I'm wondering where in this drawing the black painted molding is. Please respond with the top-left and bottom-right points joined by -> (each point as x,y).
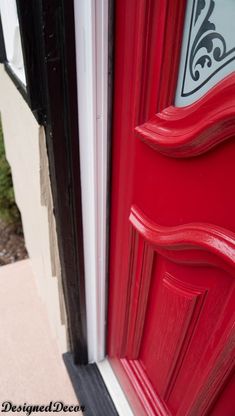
16,0 -> 47,123
16,0 -> 88,363
63,353 -> 119,416
42,0 -> 88,363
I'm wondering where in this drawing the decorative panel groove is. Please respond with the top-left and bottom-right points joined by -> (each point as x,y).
162,274 -> 208,400
120,224 -> 139,356
121,224 -> 155,359
179,321 -> 235,415
121,359 -> 172,416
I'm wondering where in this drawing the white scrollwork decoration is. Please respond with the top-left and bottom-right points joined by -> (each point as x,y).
182,0 -> 235,97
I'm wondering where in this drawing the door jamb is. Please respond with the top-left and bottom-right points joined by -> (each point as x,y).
74,0 -> 109,362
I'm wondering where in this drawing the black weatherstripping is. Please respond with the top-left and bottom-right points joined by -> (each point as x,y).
16,0 -> 88,363
63,353 -> 119,416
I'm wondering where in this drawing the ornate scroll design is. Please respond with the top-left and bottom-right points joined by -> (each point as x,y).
135,73 -> 235,158
130,205 -> 235,273
182,0 -> 235,97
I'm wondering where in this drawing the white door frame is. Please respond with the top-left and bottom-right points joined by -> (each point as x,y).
74,0 -> 108,363
73,3 -> 134,413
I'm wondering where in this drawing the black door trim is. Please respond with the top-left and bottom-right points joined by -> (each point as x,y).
16,0 -> 88,363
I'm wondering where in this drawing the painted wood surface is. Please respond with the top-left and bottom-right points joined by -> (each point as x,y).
108,0 -> 235,414
74,0 -> 109,363
135,74 -> 235,158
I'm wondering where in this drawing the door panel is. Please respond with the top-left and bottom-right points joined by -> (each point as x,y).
108,1 -> 235,414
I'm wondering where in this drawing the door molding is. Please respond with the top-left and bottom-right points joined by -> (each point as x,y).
136,73 -> 235,158
74,0 -> 110,362
109,0 -> 187,359
15,0 -> 88,363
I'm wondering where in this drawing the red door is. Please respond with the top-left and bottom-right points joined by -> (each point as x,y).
108,1 -> 235,415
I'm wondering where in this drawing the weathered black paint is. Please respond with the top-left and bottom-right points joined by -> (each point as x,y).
16,0 -> 47,122
16,0 -> 88,363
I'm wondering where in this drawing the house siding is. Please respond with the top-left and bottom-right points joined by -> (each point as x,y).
0,64 -> 67,352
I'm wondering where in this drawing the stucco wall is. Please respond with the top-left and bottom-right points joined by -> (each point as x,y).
0,64 -> 68,352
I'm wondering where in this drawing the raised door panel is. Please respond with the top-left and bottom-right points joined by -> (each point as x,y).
118,206 -> 235,415
140,270 -> 208,398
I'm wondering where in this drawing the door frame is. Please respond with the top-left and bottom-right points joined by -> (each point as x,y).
15,0 -> 88,364
73,0 -> 110,363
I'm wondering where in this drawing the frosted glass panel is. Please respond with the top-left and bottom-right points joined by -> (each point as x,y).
175,0 -> 235,107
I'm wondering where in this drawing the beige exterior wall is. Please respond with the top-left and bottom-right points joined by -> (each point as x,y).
0,65 -> 68,352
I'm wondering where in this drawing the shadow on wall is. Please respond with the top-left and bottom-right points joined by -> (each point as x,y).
0,116 -> 27,265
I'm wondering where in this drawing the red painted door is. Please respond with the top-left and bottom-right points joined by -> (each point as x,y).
108,1 -> 235,415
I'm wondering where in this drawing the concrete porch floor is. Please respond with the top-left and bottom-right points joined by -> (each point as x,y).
0,259 -> 81,414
